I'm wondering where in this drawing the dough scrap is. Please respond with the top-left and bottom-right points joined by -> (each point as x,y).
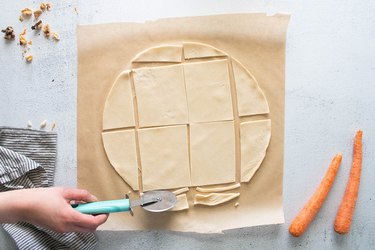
138,125 -> 191,191
170,194 -> 189,211
196,183 -> 240,193
183,42 -> 226,59
240,119 -> 271,182
190,121 -> 235,186
194,193 -> 240,206
133,64 -> 189,127
103,70 -> 135,129
173,187 -> 189,195
184,59 -> 233,123
133,45 -> 182,62
102,130 -> 138,190
232,58 -> 269,116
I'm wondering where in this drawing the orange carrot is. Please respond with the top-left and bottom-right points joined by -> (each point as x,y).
289,154 -> 342,237
334,130 -> 363,234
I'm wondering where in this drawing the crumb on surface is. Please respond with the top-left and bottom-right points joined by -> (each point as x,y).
25,54 -> 33,62
40,3 -> 46,11
52,32 -> 60,41
234,202 -> 239,207
21,8 -> 33,17
43,24 -> 50,37
34,9 -> 42,19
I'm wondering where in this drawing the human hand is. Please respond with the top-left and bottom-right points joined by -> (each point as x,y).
17,187 -> 109,233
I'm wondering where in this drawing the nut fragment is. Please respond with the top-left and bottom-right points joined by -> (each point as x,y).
19,15 -> 24,22
51,122 -> 56,131
52,32 -> 60,41
46,3 -> 52,10
34,10 -> 42,19
19,29 -> 27,45
27,120 -> 33,128
42,24 -> 50,37
234,202 -> 239,207
21,8 -> 33,17
40,3 -> 46,11
31,20 -> 43,30
1,26 -> 15,40
40,120 -> 47,129
25,55 -> 33,62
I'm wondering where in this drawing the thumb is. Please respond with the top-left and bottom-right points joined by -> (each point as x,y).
62,188 -> 98,202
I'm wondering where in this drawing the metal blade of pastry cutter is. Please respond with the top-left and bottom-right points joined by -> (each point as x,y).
132,190 -> 177,212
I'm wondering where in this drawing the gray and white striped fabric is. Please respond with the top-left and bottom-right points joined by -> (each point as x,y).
0,127 -> 97,250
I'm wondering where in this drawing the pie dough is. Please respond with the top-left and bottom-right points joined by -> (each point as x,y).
194,193 -> 240,206
232,58 -> 269,116
173,187 -> 189,195
102,43 -> 272,198
103,70 -> 135,130
240,119 -> 271,182
138,125 -> 191,191
133,45 -> 182,62
170,194 -> 189,211
190,121 -> 235,186
183,42 -> 226,59
133,64 -> 189,127
183,59 -> 233,123
196,183 -> 240,193
102,130 -> 138,190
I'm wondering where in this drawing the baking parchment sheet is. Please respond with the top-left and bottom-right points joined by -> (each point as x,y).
77,13 -> 289,233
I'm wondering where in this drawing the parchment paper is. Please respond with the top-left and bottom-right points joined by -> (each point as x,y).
77,13 -> 290,233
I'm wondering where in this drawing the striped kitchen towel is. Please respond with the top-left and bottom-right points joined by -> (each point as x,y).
0,127 -> 97,250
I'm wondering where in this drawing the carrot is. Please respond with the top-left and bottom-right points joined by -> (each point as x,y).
334,130 -> 363,234
289,154 -> 342,237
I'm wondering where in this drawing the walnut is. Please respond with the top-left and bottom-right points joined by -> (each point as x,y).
52,32 -> 60,41
40,3 -> 46,11
34,9 -> 42,19
43,24 -> 50,37
21,8 -> 33,17
1,26 -> 15,40
25,55 -> 33,62
19,29 -> 27,45
31,20 -> 43,30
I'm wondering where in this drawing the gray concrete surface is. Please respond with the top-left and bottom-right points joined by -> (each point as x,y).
1,0 -> 374,249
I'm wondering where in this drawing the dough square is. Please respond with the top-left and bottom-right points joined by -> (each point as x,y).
138,125 -> 191,191
133,64 -> 189,128
183,59 -> 233,123
102,129 -> 139,191
190,121 -> 236,186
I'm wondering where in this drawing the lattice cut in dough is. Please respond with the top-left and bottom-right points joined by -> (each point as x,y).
232,58 -> 269,116
196,183 -> 240,193
102,130 -> 139,190
190,121 -> 236,186
133,64 -> 189,127
132,45 -> 182,62
103,70 -> 135,130
194,193 -> 240,206
138,125 -> 191,191
183,42 -> 226,59
184,59 -> 233,123
240,119 -> 271,182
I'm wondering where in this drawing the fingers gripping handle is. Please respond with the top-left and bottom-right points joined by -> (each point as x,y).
72,199 -> 130,214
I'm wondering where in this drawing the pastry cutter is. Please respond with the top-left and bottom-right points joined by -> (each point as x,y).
71,190 -> 177,215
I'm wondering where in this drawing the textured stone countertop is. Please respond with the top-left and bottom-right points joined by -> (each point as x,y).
1,1 -> 374,249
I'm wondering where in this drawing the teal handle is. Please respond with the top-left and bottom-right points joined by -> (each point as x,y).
72,199 -> 130,214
